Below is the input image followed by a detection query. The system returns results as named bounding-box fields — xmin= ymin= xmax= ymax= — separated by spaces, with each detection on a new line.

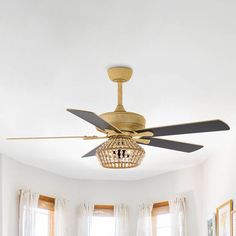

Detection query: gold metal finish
xmin=98 ymin=66 xmax=146 ymax=134
xmin=7 ymin=131 xmax=153 ymax=141
xmin=98 ymin=66 xmax=148 ymax=169
xmin=132 ymin=131 xmax=154 ymax=137
xmin=100 ymin=111 xmax=146 ymax=132
xmin=108 ymin=66 xmax=131 ymax=111
xmin=108 ymin=67 xmax=132 ymax=112
xmin=117 ymin=82 xmax=123 ymax=106
xmin=7 ymin=135 xmax=108 ymax=140
xmin=115 ymin=82 xmax=125 ymax=112
xmin=83 ymin=136 xmax=107 ymax=140
xmin=108 ymin=66 xmax=132 ymax=83
xmin=134 ymin=138 xmax=150 ymax=145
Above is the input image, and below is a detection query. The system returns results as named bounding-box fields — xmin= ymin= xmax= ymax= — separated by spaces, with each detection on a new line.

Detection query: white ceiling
xmin=0 ymin=0 xmax=235 ymax=180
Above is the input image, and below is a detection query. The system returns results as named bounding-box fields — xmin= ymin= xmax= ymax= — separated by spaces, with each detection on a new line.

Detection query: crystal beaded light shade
xmin=96 ymin=136 xmax=145 ymax=169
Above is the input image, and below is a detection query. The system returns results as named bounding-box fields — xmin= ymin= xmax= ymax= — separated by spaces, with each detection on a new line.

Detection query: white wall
xmin=201 ymin=134 xmax=236 ymax=234
xmin=1 ymin=156 xmax=202 ymax=236
xmin=0 ymin=155 xmax=3 ymax=236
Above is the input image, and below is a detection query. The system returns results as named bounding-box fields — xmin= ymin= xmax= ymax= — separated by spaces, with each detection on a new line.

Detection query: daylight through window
xmin=91 ymin=205 xmax=115 ymax=236
xmin=152 ymin=201 xmax=171 ymax=236
xmin=35 ymin=195 xmax=55 ymax=236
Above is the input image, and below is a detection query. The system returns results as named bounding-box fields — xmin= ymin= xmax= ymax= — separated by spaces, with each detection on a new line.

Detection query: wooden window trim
xmin=38 ymin=195 xmax=55 ymax=211
xmin=152 ymin=201 xmax=170 ymax=236
xmin=94 ymin=205 xmax=114 ymax=210
xmin=38 ymin=195 xmax=55 ymax=236
xmin=153 ymin=201 xmax=169 ymax=209
xmin=94 ymin=205 xmax=114 ymax=217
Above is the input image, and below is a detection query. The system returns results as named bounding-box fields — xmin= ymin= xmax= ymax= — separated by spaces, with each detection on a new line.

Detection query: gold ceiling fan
xmin=8 ymin=66 xmax=230 ymax=169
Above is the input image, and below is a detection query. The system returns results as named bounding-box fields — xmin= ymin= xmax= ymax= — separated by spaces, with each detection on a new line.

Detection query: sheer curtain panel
xmin=55 ymin=198 xmax=67 ymax=236
xmin=169 ymin=197 xmax=187 ymax=236
xmin=136 ymin=203 xmax=153 ymax=236
xmin=114 ymin=204 xmax=129 ymax=236
xmin=19 ymin=190 xmax=39 ymax=236
xmin=77 ymin=203 xmax=94 ymax=236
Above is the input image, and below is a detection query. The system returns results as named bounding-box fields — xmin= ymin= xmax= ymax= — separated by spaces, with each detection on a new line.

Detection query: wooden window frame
xmin=93 ymin=205 xmax=114 ymax=217
xmin=152 ymin=201 xmax=170 ymax=236
xmin=38 ymin=195 xmax=55 ymax=236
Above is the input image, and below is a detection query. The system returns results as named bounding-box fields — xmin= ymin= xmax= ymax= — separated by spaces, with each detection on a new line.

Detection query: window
xmin=36 ymin=195 xmax=55 ymax=236
xmin=152 ymin=202 xmax=171 ymax=236
xmin=91 ymin=205 xmax=115 ymax=236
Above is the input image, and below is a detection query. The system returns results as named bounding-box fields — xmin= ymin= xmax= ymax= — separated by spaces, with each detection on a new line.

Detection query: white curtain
xmin=136 ymin=203 xmax=153 ymax=236
xmin=19 ymin=190 xmax=39 ymax=236
xmin=114 ymin=204 xmax=129 ymax=236
xmin=77 ymin=203 xmax=94 ymax=236
xmin=169 ymin=197 xmax=187 ymax=236
xmin=55 ymin=198 xmax=67 ymax=236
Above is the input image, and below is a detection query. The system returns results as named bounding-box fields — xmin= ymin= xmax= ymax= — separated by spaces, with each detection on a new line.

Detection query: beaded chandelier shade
xmin=96 ymin=136 xmax=145 ymax=169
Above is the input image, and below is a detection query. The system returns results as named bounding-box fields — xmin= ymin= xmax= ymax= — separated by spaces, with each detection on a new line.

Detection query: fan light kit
xmin=8 ymin=66 xmax=230 ymax=169
xmin=96 ymin=136 xmax=145 ymax=169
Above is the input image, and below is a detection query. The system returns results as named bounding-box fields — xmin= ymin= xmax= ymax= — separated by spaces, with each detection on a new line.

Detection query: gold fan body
xmin=99 ymin=111 xmax=146 ymax=132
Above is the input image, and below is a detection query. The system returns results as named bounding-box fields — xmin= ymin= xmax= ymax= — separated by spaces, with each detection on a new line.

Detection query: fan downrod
xmin=98 ymin=66 xmax=146 ymax=132
xmin=107 ymin=66 xmax=132 ymax=112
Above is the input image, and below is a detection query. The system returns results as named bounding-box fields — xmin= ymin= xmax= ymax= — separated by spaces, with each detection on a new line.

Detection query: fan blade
xmin=136 ymin=120 xmax=230 ymax=137
xmin=67 ymin=109 xmax=121 ymax=133
xmin=82 ymin=143 xmax=104 ymax=158
xmin=7 ymin=135 xmax=106 ymax=140
xmin=138 ymin=138 xmax=203 ymax=153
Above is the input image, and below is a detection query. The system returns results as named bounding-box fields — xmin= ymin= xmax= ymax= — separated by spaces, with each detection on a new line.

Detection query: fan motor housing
xmin=99 ymin=111 xmax=146 ymax=132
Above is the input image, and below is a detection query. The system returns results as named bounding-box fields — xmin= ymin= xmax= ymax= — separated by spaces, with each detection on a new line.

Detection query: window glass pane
xmin=35 ymin=208 xmax=50 ymax=236
xmin=91 ymin=216 xmax=115 ymax=236
xmin=156 ymin=213 xmax=171 ymax=236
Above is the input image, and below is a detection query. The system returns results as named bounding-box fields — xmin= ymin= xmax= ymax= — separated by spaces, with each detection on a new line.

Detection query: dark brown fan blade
xmin=82 ymin=143 xmax=104 ymax=158
xmin=136 ymin=120 xmax=230 ymax=137
xmin=67 ymin=109 xmax=121 ymax=133
xmin=138 ymin=138 xmax=203 ymax=153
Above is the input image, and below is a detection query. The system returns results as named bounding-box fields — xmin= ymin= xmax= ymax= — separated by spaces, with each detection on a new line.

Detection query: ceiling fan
xmin=8 ymin=66 xmax=230 ymax=168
